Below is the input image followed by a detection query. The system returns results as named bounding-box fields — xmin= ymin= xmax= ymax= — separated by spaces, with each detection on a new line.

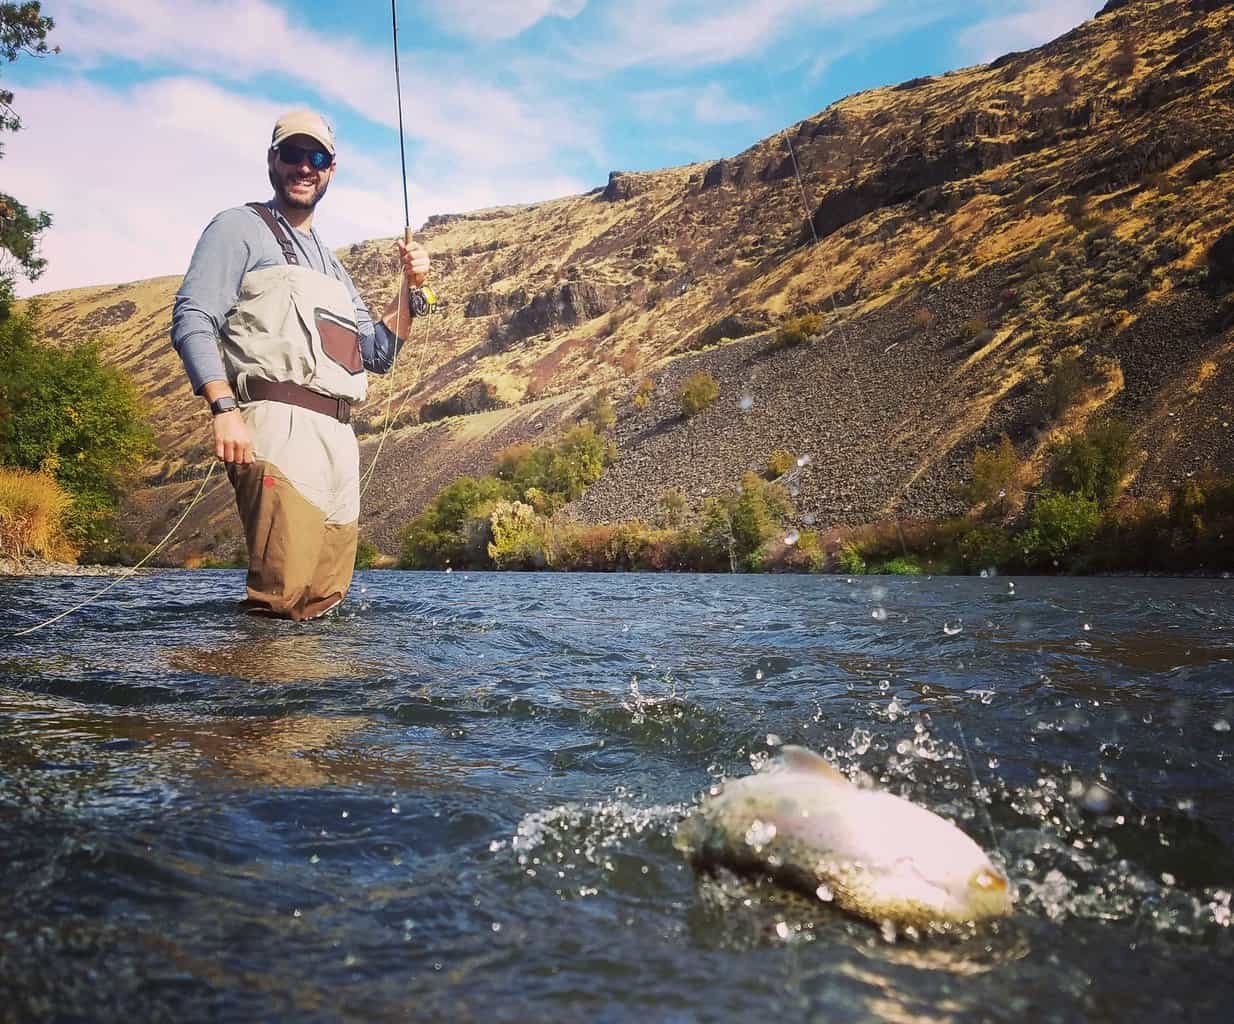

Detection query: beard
xmin=268 ymin=165 xmax=330 ymax=210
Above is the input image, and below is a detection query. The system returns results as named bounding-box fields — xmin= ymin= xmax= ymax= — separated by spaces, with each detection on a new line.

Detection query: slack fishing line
xmin=5 ymin=1 xmax=432 ymax=640
xmin=4 ymin=461 xmax=221 ymax=639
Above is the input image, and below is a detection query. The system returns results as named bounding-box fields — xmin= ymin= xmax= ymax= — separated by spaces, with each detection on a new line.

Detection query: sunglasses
xmin=275 ymin=142 xmax=333 ymax=170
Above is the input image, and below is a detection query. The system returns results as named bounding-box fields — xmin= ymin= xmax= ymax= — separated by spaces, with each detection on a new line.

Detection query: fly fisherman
xmin=171 ymin=110 xmax=430 ymax=620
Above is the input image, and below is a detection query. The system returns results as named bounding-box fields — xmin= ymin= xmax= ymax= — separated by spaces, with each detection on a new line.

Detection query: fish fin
xmin=775 ymin=746 xmax=850 ymax=784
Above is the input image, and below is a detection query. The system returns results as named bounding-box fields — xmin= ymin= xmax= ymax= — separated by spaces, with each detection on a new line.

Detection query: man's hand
xmin=397 ymin=239 xmax=430 ymax=288
xmin=213 ymin=410 xmax=255 ymax=464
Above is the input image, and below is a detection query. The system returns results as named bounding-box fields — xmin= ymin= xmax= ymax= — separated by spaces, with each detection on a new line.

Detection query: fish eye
xmin=971 ymin=869 xmax=1007 ymax=892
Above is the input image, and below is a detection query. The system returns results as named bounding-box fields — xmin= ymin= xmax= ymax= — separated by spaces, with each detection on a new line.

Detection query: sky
xmin=3 ymin=0 xmax=1104 ymax=296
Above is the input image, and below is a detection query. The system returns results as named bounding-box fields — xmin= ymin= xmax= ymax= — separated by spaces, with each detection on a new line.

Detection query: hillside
xmin=23 ymin=0 xmax=1234 ymax=562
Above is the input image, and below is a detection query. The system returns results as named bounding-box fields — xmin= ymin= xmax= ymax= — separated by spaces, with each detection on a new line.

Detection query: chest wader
xmin=220 ymin=204 xmax=367 ymax=621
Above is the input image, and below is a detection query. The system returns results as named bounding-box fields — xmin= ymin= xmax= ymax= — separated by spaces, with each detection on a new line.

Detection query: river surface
xmin=1 ymin=571 xmax=1232 ymax=1022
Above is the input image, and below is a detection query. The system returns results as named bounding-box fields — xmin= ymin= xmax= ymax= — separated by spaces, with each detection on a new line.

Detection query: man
xmin=171 ymin=109 xmax=430 ymax=620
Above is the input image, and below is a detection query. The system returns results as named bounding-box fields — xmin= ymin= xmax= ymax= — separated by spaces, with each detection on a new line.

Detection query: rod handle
xmin=403 ymin=225 xmax=426 ymax=287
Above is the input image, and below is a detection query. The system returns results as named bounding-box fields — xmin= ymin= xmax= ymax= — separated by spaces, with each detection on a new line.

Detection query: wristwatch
xmin=210 ymin=395 xmax=240 ymax=416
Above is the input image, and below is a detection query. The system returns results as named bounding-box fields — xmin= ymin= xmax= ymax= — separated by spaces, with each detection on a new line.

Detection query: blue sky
xmin=4 ymin=0 xmax=1103 ymax=295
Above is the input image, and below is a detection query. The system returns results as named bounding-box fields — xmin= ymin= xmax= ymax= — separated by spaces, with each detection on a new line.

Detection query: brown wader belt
xmin=246 ymin=378 xmax=352 ymax=423
xmin=243 ymin=202 xmax=352 ymax=424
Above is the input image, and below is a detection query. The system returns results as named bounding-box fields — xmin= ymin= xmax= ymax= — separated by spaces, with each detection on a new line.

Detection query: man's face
xmin=267 ymin=133 xmax=335 ymax=211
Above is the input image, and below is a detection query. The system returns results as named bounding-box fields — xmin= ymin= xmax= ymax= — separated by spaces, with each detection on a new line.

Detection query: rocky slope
xmin=22 ymin=0 xmax=1234 ymax=559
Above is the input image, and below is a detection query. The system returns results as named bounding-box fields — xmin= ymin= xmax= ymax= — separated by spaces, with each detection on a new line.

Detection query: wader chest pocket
xmin=316 ymin=308 xmax=362 ymax=375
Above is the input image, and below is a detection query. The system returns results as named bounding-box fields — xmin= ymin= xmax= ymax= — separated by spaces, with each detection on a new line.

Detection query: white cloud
xmin=429 ymin=0 xmax=589 ymax=42
xmin=693 ymin=83 xmax=761 ymax=125
xmin=567 ymin=0 xmax=881 ymax=71
xmin=958 ymin=1 xmax=1105 ymax=63
xmin=629 ymin=82 xmax=760 ymax=127
xmin=7 ymin=77 xmax=586 ymax=296
xmin=47 ymin=0 xmax=591 ymax=167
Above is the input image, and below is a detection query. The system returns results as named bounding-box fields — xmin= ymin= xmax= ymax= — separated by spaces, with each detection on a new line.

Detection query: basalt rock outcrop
xmin=488 ymin=280 xmax=623 ymax=350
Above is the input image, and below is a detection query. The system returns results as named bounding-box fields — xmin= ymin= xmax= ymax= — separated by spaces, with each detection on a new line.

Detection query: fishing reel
xmin=409 ymin=285 xmax=437 ymax=318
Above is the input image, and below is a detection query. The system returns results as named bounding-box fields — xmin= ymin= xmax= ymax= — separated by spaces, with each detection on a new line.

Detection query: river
xmin=1 ymin=571 xmax=1231 ymax=1021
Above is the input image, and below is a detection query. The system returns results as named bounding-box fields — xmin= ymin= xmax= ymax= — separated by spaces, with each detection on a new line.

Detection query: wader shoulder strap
xmin=246 ymin=202 xmax=299 ymax=266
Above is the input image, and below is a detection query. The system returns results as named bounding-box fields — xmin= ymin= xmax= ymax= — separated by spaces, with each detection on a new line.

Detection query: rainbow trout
xmin=675 ymin=745 xmax=1011 ymax=927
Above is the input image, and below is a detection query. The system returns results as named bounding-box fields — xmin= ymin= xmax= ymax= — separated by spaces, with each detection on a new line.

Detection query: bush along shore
xmin=396 ymin=414 xmax=1234 ymax=576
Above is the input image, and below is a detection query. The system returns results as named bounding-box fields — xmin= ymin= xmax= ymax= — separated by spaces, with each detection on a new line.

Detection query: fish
xmin=674 ymin=745 xmax=1012 ymax=928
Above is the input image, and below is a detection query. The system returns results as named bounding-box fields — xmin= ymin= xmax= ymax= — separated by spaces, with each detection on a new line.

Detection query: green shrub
xmin=963 ymin=434 xmax=1018 ymax=511
xmin=680 ymin=371 xmax=719 ymax=418
xmin=877 ymin=556 xmax=926 ymax=575
xmin=1045 ymin=349 xmax=1085 ymax=420
xmin=1047 ymin=418 xmax=1134 ymax=506
xmin=774 ymin=313 xmax=823 ymax=349
xmin=487 ymin=500 xmax=552 ymax=569
xmin=1019 ymin=490 xmax=1101 ymax=568
xmin=837 ymin=544 xmax=867 ymax=575
xmin=955 ymin=523 xmax=1017 ymax=572
xmin=354 ymin=538 xmax=378 ymax=569
xmin=578 ymin=388 xmax=616 ymax=432
xmin=399 ymin=475 xmax=511 ymax=568
xmin=495 ymin=423 xmax=611 ymax=513
xmin=726 ymin=473 xmax=793 ymax=570
xmin=659 ymin=488 xmax=687 ymax=528
xmin=766 ymin=450 xmax=795 ymax=480
xmin=633 ymin=377 xmax=655 ymax=410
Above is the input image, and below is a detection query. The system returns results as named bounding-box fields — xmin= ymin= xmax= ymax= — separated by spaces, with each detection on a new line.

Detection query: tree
xmin=0 ymin=308 xmax=156 ymax=551
xmin=1 ymin=2 xmax=56 ymax=307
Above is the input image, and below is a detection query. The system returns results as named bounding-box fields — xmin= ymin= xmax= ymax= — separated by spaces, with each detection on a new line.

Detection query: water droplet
xmin=391 ymin=805 xmax=400 ymax=814
xmin=344 ymin=954 xmax=358 ymax=968
xmin=766 ymin=733 xmax=782 ymax=747
xmin=755 ymin=669 xmax=764 ymax=681
xmin=871 ymin=607 xmax=888 ymax=622
xmin=943 ymin=621 xmax=963 ymax=636
xmin=309 ymin=853 xmax=320 ymax=865
xmin=293 ymin=909 xmax=302 ymax=918
xmin=445 ymin=567 xmax=453 ymax=574
xmin=1082 ymin=784 xmax=1113 ymax=813
xmin=1214 ymin=719 xmax=1231 ymax=733
xmin=980 ymin=569 xmax=989 ymax=578
xmin=880 ymin=920 xmax=897 ymax=943
xmin=491 ymin=922 xmax=502 ymax=933
xmin=816 ymin=883 xmax=834 ymax=902
xmin=745 ymin=820 xmax=777 ymax=847
xmin=1161 ymin=872 xmax=1176 ymax=887
xmin=775 ymin=921 xmax=791 ymax=940
xmin=850 ymin=728 xmax=872 ymax=755
xmin=1083 ymin=622 xmax=1092 ymax=631
xmin=341 ymin=810 xmax=349 ymax=819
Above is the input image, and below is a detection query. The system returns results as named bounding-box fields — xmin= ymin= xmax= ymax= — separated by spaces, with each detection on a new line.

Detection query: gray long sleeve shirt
xmin=171 ymin=202 xmax=398 ymax=393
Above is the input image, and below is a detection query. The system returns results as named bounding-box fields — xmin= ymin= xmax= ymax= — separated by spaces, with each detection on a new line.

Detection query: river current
xmin=1 ymin=571 xmax=1231 ymax=1021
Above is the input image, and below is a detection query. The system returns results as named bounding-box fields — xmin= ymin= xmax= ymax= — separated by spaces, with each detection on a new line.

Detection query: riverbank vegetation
xmin=0 ymin=466 xmax=73 ymax=560
xmin=0 ymin=305 xmax=154 ymax=560
xmin=394 ymin=413 xmax=1232 ymax=575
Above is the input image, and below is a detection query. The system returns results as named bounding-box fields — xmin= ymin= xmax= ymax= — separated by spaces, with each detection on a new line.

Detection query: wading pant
xmin=227 ymin=400 xmax=360 ymax=621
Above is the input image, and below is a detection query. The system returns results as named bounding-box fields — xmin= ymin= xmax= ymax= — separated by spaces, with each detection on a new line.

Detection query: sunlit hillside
xmin=23 ymin=0 xmax=1234 ymax=560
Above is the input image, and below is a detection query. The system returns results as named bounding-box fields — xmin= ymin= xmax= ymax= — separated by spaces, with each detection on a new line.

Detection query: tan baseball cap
xmin=270 ymin=109 xmax=335 ymax=155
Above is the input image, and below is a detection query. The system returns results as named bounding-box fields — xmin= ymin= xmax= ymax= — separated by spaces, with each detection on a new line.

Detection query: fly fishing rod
xmin=391 ymin=0 xmax=436 ymax=319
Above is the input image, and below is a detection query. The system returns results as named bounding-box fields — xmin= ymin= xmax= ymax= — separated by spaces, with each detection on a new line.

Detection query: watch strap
xmin=210 ymin=395 xmax=239 ymax=416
